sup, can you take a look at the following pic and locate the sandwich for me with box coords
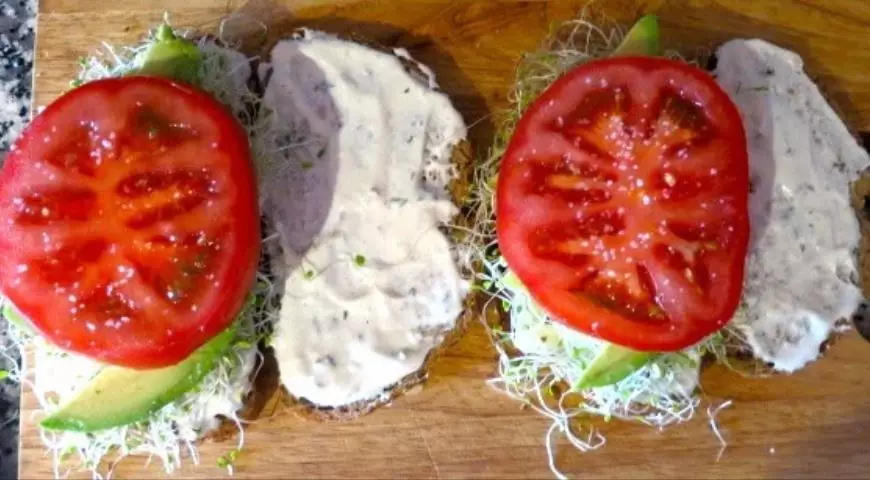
[466,14,868,476]
[0,24,272,476]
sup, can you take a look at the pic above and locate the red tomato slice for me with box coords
[0,76,260,368]
[497,57,749,352]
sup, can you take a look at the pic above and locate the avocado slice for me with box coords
[575,344,656,389]
[2,302,33,333]
[612,15,660,57]
[41,324,237,432]
[132,24,204,84]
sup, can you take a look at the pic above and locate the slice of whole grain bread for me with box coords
[244,31,479,422]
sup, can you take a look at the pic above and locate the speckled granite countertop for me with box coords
[0,0,36,478]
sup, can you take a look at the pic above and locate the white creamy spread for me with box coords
[33,336,104,401]
[260,30,469,407]
[715,39,868,372]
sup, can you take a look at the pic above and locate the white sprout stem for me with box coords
[545,422,568,480]
[707,399,733,462]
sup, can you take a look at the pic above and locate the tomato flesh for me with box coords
[0,76,260,368]
[497,57,749,352]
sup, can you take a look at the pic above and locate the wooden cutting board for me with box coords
[20,0,870,478]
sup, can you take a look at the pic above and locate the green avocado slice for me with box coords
[132,24,204,84]
[2,302,34,334]
[40,324,237,432]
[613,15,660,57]
[575,344,657,390]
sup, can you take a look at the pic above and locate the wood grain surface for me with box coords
[21,0,870,478]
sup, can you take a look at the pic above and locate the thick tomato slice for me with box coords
[497,57,749,352]
[0,76,260,368]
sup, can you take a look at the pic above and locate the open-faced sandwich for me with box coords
[466,14,869,477]
[0,24,270,476]
[0,19,474,477]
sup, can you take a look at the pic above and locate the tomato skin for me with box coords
[497,56,749,352]
[0,76,260,368]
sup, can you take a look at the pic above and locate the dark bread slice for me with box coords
[256,32,478,421]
